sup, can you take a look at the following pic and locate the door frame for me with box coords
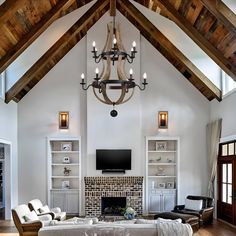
[217,138,236,225]
[0,138,13,219]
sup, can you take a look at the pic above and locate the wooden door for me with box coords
[218,141,236,225]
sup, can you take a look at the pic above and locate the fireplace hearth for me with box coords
[102,197,126,216]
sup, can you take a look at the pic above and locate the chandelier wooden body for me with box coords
[80,18,148,117]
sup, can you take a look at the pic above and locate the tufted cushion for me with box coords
[39,205,50,213]
[24,211,39,222]
[185,199,203,211]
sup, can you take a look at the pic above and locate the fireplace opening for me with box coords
[101,197,126,216]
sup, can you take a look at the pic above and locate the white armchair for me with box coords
[12,204,51,236]
[28,199,66,221]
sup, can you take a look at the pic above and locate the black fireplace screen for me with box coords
[101,197,126,215]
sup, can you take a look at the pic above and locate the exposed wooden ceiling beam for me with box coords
[75,0,94,7]
[117,0,221,101]
[0,0,28,25]
[110,0,116,16]
[5,0,109,103]
[136,0,236,81]
[0,0,77,74]
[200,0,236,34]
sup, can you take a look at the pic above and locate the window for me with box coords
[0,72,5,100]
[222,163,232,204]
[221,142,236,156]
[222,71,236,96]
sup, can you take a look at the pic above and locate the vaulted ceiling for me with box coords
[1,0,236,103]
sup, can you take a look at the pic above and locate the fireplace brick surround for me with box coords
[84,176,144,216]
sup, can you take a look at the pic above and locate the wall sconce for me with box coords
[158,111,168,129]
[59,112,69,129]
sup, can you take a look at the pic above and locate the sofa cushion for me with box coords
[39,205,50,213]
[185,199,203,211]
[24,211,39,222]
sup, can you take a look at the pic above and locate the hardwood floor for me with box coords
[0,219,235,235]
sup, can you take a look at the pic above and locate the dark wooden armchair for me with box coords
[172,195,214,226]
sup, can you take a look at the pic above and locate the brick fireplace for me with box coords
[84,176,143,216]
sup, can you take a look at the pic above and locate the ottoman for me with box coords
[154,212,199,231]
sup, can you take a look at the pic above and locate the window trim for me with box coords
[0,72,5,100]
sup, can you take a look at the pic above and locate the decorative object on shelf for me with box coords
[149,159,154,163]
[156,141,167,151]
[157,183,166,189]
[151,181,155,189]
[59,111,69,129]
[0,147,4,159]
[63,156,70,164]
[167,157,173,163]
[157,167,165,176]
[155,156,161,162]
[80,13,148,117]
[63,167,71,176]
[123,207,136,220]
[166,182,175,189]
[61,142,72,151]
[62,180,70,189]
[158,111,168,129]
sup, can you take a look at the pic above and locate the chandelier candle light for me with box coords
[80,18,148,117]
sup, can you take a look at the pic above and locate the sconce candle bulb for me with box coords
[59,112,69,129]
[158,111,168,129]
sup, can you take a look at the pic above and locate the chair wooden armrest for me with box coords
[21,221,43,233]
[200,207,214,225]
[38,211,55,219]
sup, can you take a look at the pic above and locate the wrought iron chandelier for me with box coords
[80,17,148,117]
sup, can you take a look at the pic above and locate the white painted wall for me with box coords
[17,38,86,204]
[210,91,236,138]
[140,36,210,203]
[0,99,18,218]
[15,3,212,212]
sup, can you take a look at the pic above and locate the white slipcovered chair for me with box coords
[12,204,51,236]
[28,199,66,221]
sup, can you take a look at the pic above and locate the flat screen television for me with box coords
[96,149,131,171]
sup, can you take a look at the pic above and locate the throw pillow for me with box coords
[114,219,137,224]
[185,198,203,211]
[136,219,158,224]
[24,211,39,222]
[76,218,93,225]
[157,217,182,223]
[39,205,50,213]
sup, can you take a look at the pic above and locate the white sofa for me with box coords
[39,221,193,236]
[39,223,158,236]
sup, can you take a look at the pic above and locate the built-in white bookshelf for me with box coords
[145,136,179,213]
[47,137,81,215]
